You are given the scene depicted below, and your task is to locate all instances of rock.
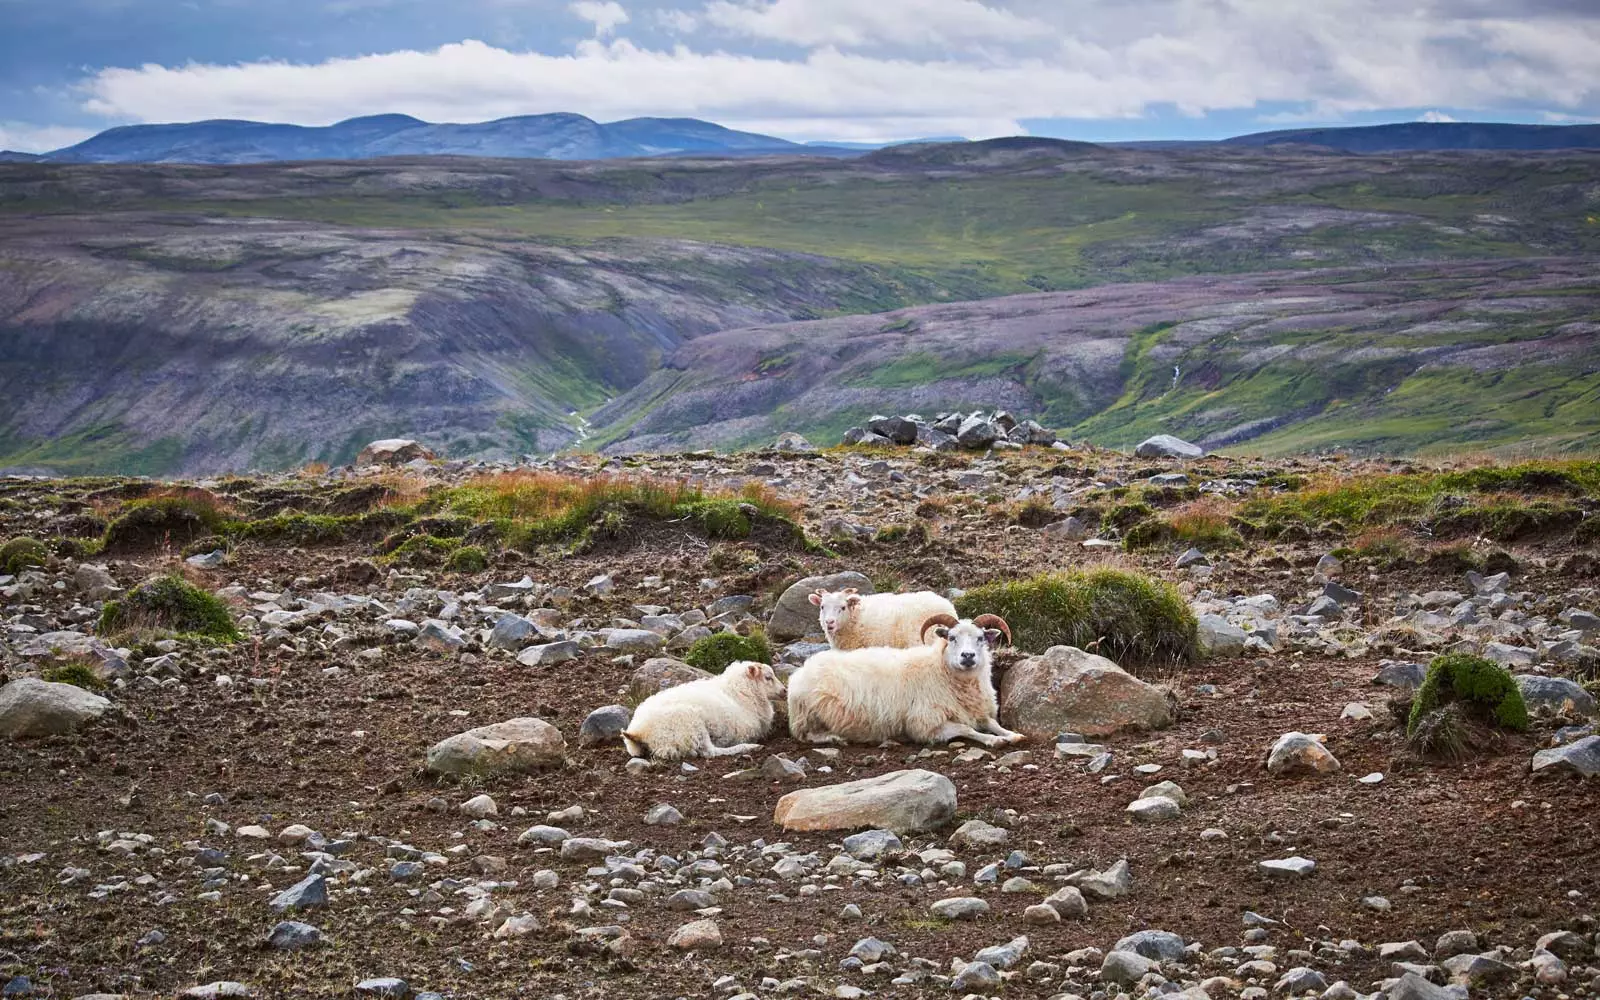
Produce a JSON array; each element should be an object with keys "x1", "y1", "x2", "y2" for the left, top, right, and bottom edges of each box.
[
  {"x1": 1134, "y1": 434, "x2": 1203, "y2": 459},
  {"x1": 842, "y1": 829, "x2": 902, "y2": 861},
  {"x1": 774, "y1": 432, "x2": 816, "y2": 453},
  {"x1": 1042, "y1": 885, "x2": 1088, "y2": 918},
  {"x1": 1432, "y1": 930, "x2": 1477, "y2": 959},
  {"x1": 868, "y1": 415, "x2": 919, "y2": 445},
  {"x1": 1067, "y1": 858, "x2": 1132, "y2": 899},
  {"x1": 352, "y1": 978, "x2": 411, "y2": 998},
  {"x1": 930, "y1": 896, "x2": 988, "y2": 920},
  {"x1": 1175, "y1": 547, "x2": 1210, "y2": 568},
  {"x1": 1535, "y1": 929, "x2": 1588, "y2": 960},
  {"x1": 774, "y1": 769, "x2": 956, "y2": 833},
  {"x1": 268, "y1": 874, "x2": 326, "y2": 912},
  {"x1": 1000, "y1": 645, "x2": 1173, "y2": 737},
  {"x1": 585, "y1": 573, "x2": 615, "y2": 595},
  {"x1": 1126, "y1": 796, "x2": 1181, "y2": 822},
  {"x1": 949, "y1": 818, "x2": 1009, "y2": 848},
  {"x1": 178, "y1": 983, "x2": 254, "y2": 999},
  {"x1": 1387, "y1": 972, "x2": 1455, "y2": 999},
  {"x1": 1258, "y1": 856, "x2": 1315, "y2": 877},
  {"x1": 1196, "y1": 614, "x2": 1248, "y2": 656},
  {"x1": 1531, "y1": 735, "x2": 1599, "y2": 777},
  {"x1": 1516, "y1": 675, "x2": 1597, "y2": 716},
  {"x1": 606, "y1": 629, "x2": 665, "y2": 655},
  {"x1": 561, "y1": 837, "x2": 628, "y2": 861},
  {"x1": 415, "y1": 620, "x2": 466, "y2": 653},
  {"x1": 1266, "y1": 732, "x2": 1340, "y2": 775},
  {"x1": 424, "y1": 717, "x2": 565, "y2": 776},
  {"x1": 73, "y1": 563, "x2": 121, "y2": 600},
  {"x1": 667, "y1": 918, "x2": 722, "y2": 950},
  {"x1": 1115, "y1": 930, "x2": 1185, "y2": 961},
  {"x1": 627, "y1": 658, "x2": 713, "y2": 704},
  {"x1": 769, "y1": 572, "x2": 874, "y2": 641},
  {"x1": 644, "y1": 803, "x2": 682, "y2": 825},
  {"x1": 355, "y1": 439, "x2": 434, "y2": 467},
  {"x1": 1023, "y1": 903, "x2": 1061, "y2": 924},
  {"x1": 955, "y1": 415, "x2": 999, "y2": 449},
  {"x1": 265, "y1": 920, "x2": 322, "y2": 950},
  {"x1": 516, "y1": 825, "x2": 570, "y2": 846},
  {"x1": 1276, "y1": 967, "x2": 1328, "y2": 993},
  {"x1": 1042, "y1": 516, "x2": 1089, "y2": 540},
  {"x1": 459, "y1": 794, "x2": 497, "y2": 818},
  {"x1": 1373, "y1": 661, "x2": 1427, "y2": 689},
  {"x1": 516, "y1": 640, "x2": 579, "y2": 667},
  {"x1": 579, "y1": 705, "x2": 631, "y2": 747},
  {"x1": 951, "y1": 962, "x2": 999, "y2": 990},
  {"x1": 1101, "y1": 950, "x2": 1162, "y2": 985},
  {"x1": 0, "y1": 678, "x2": 111, "y2": 738}
]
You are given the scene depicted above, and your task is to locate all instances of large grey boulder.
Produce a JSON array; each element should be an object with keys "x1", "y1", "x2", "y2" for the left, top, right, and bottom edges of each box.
[
  {"x1": 774, "y1": 769, "x2": 956, "y2": 833},
  {"x1": 354, "y1": 439, "x2": 434, "y2": 467},
  {"x1": 425, "y1": 717, "x2": 565, "y2": 776},
  {"x1": 1134, "y1": 434, "x2": 1203, "y2": 459},
  {"x1": 768, "y1": 572, "x2": 874, "y2": 641},
  {"x1": 0, "y1": 678, "x2": 112, "y2": 738},
  {"x1": 627, "y1": 658, "x2": 713, "y2": 704},
  {"x1": 867, "y1": 415, "x2": 919, "y2": 445},
  {"x1": 956, "y1": 415, "x2": 999, "y2": 449},
  {"x1": 1266, "y1": 732, "x2": 1341, "y2": 776},
  {"x1": 1531, "y1": 735, "x2": 1600, "y2": 777},
  {"x1": 1196, "y1": 614, "x2": 1247, "y2": 656},
  {"x1": 999, "y1": 646, "x2": 1173, "y2": 738},
  {"x1": 773, "y1": 432, "x2": 816, "y2": 453},
  {"x1": 1516, "y1": 675, "x2": 1596, "y2": 716}
]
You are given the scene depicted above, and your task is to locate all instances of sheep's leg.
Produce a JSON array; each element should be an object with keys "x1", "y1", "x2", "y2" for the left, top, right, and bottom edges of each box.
[
  {"x1": 925, "y1": 721, "x2": 1009, "y2": 748},
  {"x1": 978, "y1": 718, "x2": 1026, "y2": 744},
  {"x1": 704, "y1": 741, "x2": 763, "y2": 757},
  {"x1": 805, "y1": 732, "x2": 848, "y2": 746}
]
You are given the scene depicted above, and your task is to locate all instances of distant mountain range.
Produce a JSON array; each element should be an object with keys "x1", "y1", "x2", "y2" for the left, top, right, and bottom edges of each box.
[{"x1": 4, "y1": 116, "x2": 1600, "y2": 165}]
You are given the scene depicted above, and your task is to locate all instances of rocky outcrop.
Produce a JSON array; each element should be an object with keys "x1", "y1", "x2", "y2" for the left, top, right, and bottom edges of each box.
[{"x1": 773, "y1": 770, "x2": 957, "y2": 833}]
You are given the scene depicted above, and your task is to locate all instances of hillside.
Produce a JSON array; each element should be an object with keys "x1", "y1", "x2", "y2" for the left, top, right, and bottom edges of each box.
[
  {"x1": 40, "y1": 114, "x2": 805, "y2": 164},
  {"x1": 2, "y1": 141, "x2": 1599, "y2": 473},
  {"x1": 1223, "y1": 121, "x2": 1600, "y2": 153}
]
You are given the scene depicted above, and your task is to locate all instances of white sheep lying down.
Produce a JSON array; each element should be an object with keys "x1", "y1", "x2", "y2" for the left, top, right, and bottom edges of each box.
[
  {"x1": 787, "y1": 614, "x2": 1024, "y2": 748},
  {"x1": 622, "y1": 661, "x2": 785, "y2": 761},
  {"x1": 809, "y1": 587, "x2": 958, "y2": 649}
]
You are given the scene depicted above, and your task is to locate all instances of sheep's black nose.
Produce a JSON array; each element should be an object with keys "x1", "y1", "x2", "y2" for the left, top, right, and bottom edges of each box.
[{"x1": 960, "y1": 652, "x2": 976, "y2": 666}]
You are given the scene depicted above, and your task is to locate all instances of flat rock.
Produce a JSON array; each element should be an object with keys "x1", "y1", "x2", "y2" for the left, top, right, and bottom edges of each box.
[
  {"x1": 768, "y1": 571, "x2": 874, "y2": 641},
  {"x1": 1516, "y1": 675, "x2": 1597, "y2": 716},
  {"x1": 999, "y1": 645, "x2": 1172, "y2": 738},
  {"x1": 1067, "y1": 858, "x2": 1132, "y2": 899},
  {"x1": 425, "y1": 717, "x2": 565, "y2": 776},
  {"x1": 1114, "y1": 929, "x2": 1186, "y2": 961},
  {"x1": 666, "y1": 918, "x2": 722, "y2": 950},
  {"x1": 1134, "y1": 434, "x2": 1203, "y2": 459},
  {"x1": 1531, "y1": 735, "x2": 1600, "y2": 777},
  {"x1": 774, "y1": 769, "x2": 956, "y2": 834},
  {"x1": 517, "y1": 640, "x2": 578, "y2": 667},
  {"x1": 606, "y1": 629, "x2": 665, "y2": 654},
  {"x1": 1258, "y1": 856, "x2": 1316, "y2": 877},
  {"x1": 1196, "y1": 614, "x2": 1248, "y2": 656},
  {"x1": 178, "y1": 984, "x2": 254, "y2": 999},
  {"x1": 930, "y1": 896, "x2": 988, "y2": 920},
  {"x1": 355, "y1": 439, "x2": 433, "y2": 467},
  {"x1": 0, "y1": 678, "x2": 111, "y2": 738},
  {"x1": 268, "y1": 874, "x2": 326, "y2": 912},
  {"x1": 265, "y1": 921, "x2": 322, "y2": 950},
  {"x1": 1101, "y1": 949, "x2": 1162, "y2": 985},
  {"x1": 627, "y1": 658, "x2": 713, "y2": 704}
]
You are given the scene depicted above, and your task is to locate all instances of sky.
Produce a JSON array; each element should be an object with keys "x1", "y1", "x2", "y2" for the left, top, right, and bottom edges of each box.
[{"x1": 2, "y1": 0, "x2": 1599, "y2": 152}]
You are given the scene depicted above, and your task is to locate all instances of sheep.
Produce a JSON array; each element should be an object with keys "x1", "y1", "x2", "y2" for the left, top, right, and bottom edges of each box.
[
  {"x1": 808, "y1": 587, "x2": 958, "y2": 649},
  {"x1": 786, "y1": 613, "x2": 1024, "y2": 748},
  {"x1": 621, "y1": 661, "x2": 786, "y2": 761}
]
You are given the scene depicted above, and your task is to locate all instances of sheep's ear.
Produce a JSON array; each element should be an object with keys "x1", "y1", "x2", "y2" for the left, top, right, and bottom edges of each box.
[
  {"x1": 934, "y1": 626, "x2": 950, "y2": 639},
  {"x1": 846, "y1": 595, "x2": 861, "y2": 608},
  {"x1": 983, "y1": 628, "x2": 1004, "y2": 646},
  {"x1": 745, "y1": 662, "x2": 762, "y2": 679},
  {"x1": 842, "y1": 587, "x2": 858, "y2": 595},
  {"x1": 808, "y1": 592, "x2": 823, "y2": 606}
]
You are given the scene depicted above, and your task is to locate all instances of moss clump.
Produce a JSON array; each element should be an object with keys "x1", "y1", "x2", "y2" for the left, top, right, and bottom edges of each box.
[
  {"x1": 103, "y1": 492, "x2": 230, "y2": 553},
  {"x1": 100, "y1": 574, "x2": 241, "y2": 643},
  {"x1": 42, "y1": 660, "x2": 105, "y2": 692},
  {"x1": 1407, "y1": 653, "x2": 1529, "y2": 736},
  {"x1": 447, "y1": 545, "x2": 488, "y2": 573},
  {"x1": 954, "y1": 568, "x2": 1198, "y2": 667},
  {"x1": 383, "y1": 534, "x2": 459, "y2": 566},
  {"x1": 684, "y1": 628, "x2": 773, "y2": 675},
  {"x1": 0, "y1": 536, "x2": 49, "y2": 575}
]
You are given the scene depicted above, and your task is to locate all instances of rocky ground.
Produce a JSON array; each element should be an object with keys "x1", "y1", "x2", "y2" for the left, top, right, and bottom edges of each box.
[{"x1": 1, "y1": 443, "x2": 1597, "y2": 1000}]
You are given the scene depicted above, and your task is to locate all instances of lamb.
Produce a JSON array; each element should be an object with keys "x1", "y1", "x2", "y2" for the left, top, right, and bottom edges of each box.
[
  {"x1": 808, "y1": 587, "x2": 958, "y2": 649},
  {"x1": 621, "y1": 661, "x2": 786, "y2": 761},
  {"x1": 786, "y1": 614, "x2": 1024, "y2": 748}
]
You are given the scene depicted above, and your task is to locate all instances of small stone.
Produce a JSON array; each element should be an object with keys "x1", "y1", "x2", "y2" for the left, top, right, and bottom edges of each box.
[
  {"x1": 930, "y1": 896, "x2": 989, "y2": 920},
  {"x1": 459, "y1": 794, "x2": 497, "y2": 818},
  {"x1": 1257, "y1": 856, "x2": 1315, "y2": 878},
  {"x1": 1042, "y1": 886, "x2": 1088, "y2": 918},
  {"x1": 265, "y1": 921, "x2": 322, "y2": 950},
  {"x1": 579, "y1": 705, "x2": 631, "y2": 747},
  {"x1": 644, "y1": 803, "x2": 683, "y2": 826},
  {"x1": 1266, "y1": 732, "x2": 1340, "y2": 776},
  {"x1": 667, "y1": 919, "x2": 722, "y2": 950},
  {"x1": 268, "y1": 874, "x2": 326, "y2": 912},
  {"x1": 1100, "y1": 950, "x2": 1161, "y2": 985}
]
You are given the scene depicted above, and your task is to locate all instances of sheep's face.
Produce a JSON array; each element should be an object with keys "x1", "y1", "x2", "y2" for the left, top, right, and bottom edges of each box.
[
  {"x1": 733, "y1": 661, "x2": 786, "y2": 700},
  {"x1": 807, "y1": 588, "x2": 860, "y2": 639},
  {"x1": 931, "y1": 620, "x2": 994, "y2": 675}
]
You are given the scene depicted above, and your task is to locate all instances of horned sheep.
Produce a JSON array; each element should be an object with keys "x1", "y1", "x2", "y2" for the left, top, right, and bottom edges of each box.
[
  {"x1": 809, "y1": 587, "x2": 958, "y2": 649},
  {"x1": 622, "y1": 661, "x2": 786, "y2": 761},
  {"x1": 786, "y1": 614, "x2": 1024, "y2": 748}
]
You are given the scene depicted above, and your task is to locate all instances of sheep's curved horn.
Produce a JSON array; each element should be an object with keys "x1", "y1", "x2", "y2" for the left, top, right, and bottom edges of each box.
[
  {"x1": 920, "y1": 613, "x2": 959, "y2": 643},
  {"x1": 973, "y1": 614, "x2": 1012, "y2": 647}
]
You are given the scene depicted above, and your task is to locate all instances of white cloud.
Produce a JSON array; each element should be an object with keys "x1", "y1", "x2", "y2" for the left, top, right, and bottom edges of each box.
[
  {"x1": 0, "y1": 121, "x2": 95, "y2": 152},
  {"x1": 570, "y1": 0, "x2": 628, "y2": 37},
  {"x1": 1417, "y1": 109, "x2": 1458, "y2": 122},
  {"x1": 66, "y1": 0, "x2": 1600, "y2": 143}
]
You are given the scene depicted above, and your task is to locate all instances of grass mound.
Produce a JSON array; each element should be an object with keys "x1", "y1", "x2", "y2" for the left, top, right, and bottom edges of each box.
[
  {"x1": 429, "y1": 472, "x2": 805, "y2": 552},
  {"x1": 954, "y1": 568, "x2": 1197, "y2": 666},
  {"x1": 1407, "y1": 652, "x2": 1529, "y2": 737},
  {"x1": 103, "y1": 489, "x2": 231, "y2": 553},
  {"x1": 42, "y1": 661, "x2": 106, "y2": 692},
  {"x1": 100, "y1": 574, "x2": 241, "y2": 643},
  {"x1": 1, "y1": 536, "x2": 48, "y2": 575},
  {"x1": 684, "y1": 628, "x2": 774, "y2": 674},
  {"x1": 447, "y1": 545, "x2": 488, "y2": 573}
]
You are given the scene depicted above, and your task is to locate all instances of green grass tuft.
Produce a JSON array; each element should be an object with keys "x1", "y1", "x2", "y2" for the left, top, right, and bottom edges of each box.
[
  {"x1": 42, "y1": 660, "x2": 106, "y2": 692},
  {"x1": 954, "y1": 568, "x2": 1198, "y2": 666},
  {"x1": 447, "y1": 545, "x2": 489, "y2": 573},
  {"x1": 103, "y1": 490, "x2": 231, "y2": 553},
  {"x1": 1407, "y1": 652, "x2": 1530, "y2": 736},
  {"x1": 1, "y1": 536, "x2": 49, "y2": 575},
  {"x1": 100, "y1": 574, "x2": 241, "y2": 643},
  {"x1": 683, "y1": 628, "x2": 774, "y2": 675}
]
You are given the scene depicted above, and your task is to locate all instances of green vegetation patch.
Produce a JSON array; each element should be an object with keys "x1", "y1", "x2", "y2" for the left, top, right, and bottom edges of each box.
[
  {"x1": 953, "y1": 568, "x2": 1198, "y2": 667},
  {"x1": 100, "y1": 574, "x2": 241, "y2": 643},
  {"x1": 103, "y1": 490, "x2": 232, "y2": 553},
  {"x1": 41, "y1": 660, "x2": 106, "y2": 692},
  {"x1": 684, "y1": 628, "x2": 774, "y2": 675},
  {"x1": 447, "y1": 545, "x2": 489, "y2": 573},
  {"x1": 1407, "y1": 652, "x2": 1530, "y2": 736},
  {"x1": 0, "y1": 536, "x2": 48, "y2": 575}
]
